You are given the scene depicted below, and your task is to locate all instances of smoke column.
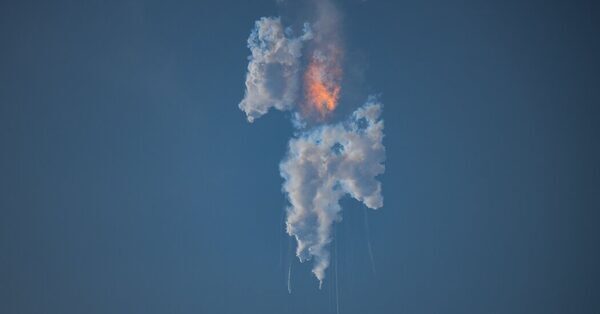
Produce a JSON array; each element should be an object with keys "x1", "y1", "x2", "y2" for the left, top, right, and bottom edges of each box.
[{"x1": 239, "y1": 0, "x2": 386, "y2": 287}]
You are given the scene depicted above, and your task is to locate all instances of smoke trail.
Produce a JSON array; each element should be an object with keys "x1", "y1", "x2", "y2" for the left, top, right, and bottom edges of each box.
[
  {"x1": 287, "y1": 236, "x2": 293, "y2": 294},
  {"x1": 364, "y1": 208, "x2": 376, "y2": 275},
  {"x1": 328, "y1": 260, "x2": 333, "y2": 311},
  {"x1": 239, "y1": 1, "x2": 386, "y2": 288},
  {"x1": 287, "y1": 260, "x2": 293, "y2": 294},
  {"x1": 335, "y1": 225, "x2": 340, "y2": 314},
  {"x1": 279, "y1": 209, "x2": 285, "y2": 270}
]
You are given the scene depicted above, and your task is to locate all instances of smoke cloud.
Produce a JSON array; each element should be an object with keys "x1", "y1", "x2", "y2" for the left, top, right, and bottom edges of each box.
[
  {"x1": 280, "y1": 100, "x2": 385, "y2": 284},
  {"x1": 239, "y1": 17, "x2": 312, "y2": 122},
  {"x1": 239, "y1": 1, "x2": 386, "y2": 287}
]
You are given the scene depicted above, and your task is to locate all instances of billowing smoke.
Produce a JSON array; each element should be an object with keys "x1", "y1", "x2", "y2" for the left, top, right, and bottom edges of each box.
[
  {"x1": 239, "y1": 1, "x2": 386, "y2": 287},
  {"x1": 239, "y1": 17, "x2": 312, "y2": 122},
  {"x1": 281, "y1": 100, "x2": 385, "y2": 284}
]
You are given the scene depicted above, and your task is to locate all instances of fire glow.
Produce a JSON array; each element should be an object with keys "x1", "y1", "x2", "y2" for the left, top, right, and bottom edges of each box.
[{"x1": 304, "y1": 54, "x2": 342, "y2": 118}]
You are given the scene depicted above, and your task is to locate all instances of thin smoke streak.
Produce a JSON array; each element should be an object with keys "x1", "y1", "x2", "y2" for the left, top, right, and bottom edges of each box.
[
  {"x1": 279, "y1": 209, "x2": 285, "y2": 270},
  {"x1": 364, "y1": 208, "x2": 376, "y2": 275},
  {"x1": 335, "y1": 224, "x2": 340, "y2": 314},
  {"x1": 328, "y1": 262, "x2": 333, "y2": 312},
  {"x1": 287, "y1": 262, "x2": 293, "y2": 294}
]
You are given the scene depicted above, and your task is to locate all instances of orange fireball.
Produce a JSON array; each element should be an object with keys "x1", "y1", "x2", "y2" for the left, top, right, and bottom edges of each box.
[{"x1": 303, "y1": 50, "x2": 342, "y2": 119}]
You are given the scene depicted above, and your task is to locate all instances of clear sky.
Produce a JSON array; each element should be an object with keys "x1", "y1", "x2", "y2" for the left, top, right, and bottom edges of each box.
[{"x1": 1, "y1": 0, "x2": 599, "y2": 313}]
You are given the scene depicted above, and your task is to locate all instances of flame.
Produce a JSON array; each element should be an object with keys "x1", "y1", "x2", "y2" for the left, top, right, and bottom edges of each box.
[{"x1": 303, "y1": 51, "x2": 342, "y2": 118}]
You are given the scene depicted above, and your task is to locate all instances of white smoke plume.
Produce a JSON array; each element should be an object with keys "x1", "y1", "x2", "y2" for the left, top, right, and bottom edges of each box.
[
  {"x1": 239, "y1": 17, "x2": 312, "y2": 122},
  {"x1": 280, "y1": 99, "x2": 385, "y2": 284}
]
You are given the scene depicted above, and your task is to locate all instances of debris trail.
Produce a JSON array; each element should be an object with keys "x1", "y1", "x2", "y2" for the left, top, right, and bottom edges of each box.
[{"x1": 364, "y1": 208, "x2": 376, "y2": 275}]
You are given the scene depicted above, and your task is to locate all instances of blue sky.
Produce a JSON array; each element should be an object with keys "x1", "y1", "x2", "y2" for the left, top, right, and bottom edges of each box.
[{"x1": 1, "y1": 0, "x2": 599, "y2": 313}]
